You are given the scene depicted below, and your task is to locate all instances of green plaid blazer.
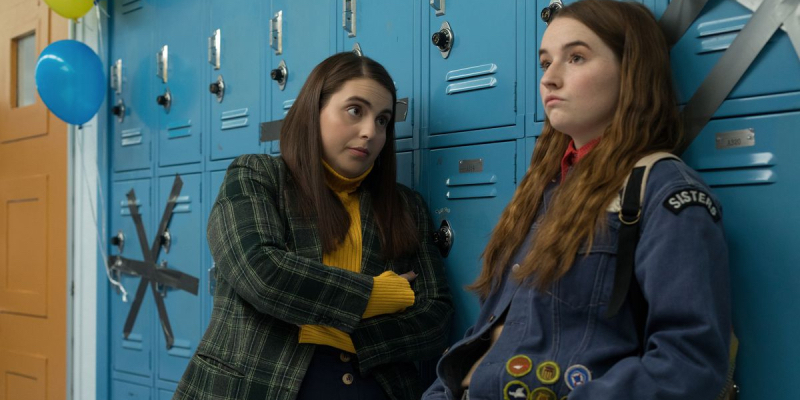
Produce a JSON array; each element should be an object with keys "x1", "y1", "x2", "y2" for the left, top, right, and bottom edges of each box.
[{"x1": 173, "y1": 154, "x2": 454, "y2": 400}]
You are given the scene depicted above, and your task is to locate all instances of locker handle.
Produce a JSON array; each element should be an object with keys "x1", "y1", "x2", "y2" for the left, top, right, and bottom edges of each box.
[
  {"x1": 343, "y1": 0, "x2": 356, "y2": 37},
  {"x1": 430, "y1": 0, "x2": 445, "y2": 16},
  {"x1": 270, "y1": 11, "x2": 283, "y2": 55},
  {"x1": 110, "y1": 59, "x2": 122, "y2": 94}
]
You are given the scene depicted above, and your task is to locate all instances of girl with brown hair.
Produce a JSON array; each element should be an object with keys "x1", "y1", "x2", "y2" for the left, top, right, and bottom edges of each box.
[
  {"x1": 423, "y1": 1, "x2": 731, "y2": 399},
  {"x1": 174, "y1": 52, "x2": 453, "y2": 400}
]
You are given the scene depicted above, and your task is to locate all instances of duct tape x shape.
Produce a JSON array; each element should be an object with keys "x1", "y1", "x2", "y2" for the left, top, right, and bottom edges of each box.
[
  {"x1": 110, "y1": 174, "x2": 199, "y2": 349},
  {"x1": 660, "y1": 0, "x2": 800, "y2": 154}
]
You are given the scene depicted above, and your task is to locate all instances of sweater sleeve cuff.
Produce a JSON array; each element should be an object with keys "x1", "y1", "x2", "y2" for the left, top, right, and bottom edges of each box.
[{"x1": 363, "y1": 271, "x2": 415, "y2": 319}]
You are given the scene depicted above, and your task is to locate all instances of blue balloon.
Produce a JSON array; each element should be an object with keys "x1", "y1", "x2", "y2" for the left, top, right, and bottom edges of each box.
[{"x1": 35, "y1": 40, "x2": 105, "y2": 125}]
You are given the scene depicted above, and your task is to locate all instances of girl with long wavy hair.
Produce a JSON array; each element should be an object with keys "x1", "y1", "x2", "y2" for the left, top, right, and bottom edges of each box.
[{"x1": 423, "y1": 1, "x2": 731, "y2": 399}]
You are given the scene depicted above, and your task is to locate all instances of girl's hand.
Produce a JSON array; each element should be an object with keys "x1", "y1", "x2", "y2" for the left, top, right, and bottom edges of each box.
[{"x1": 398, "y1": 271, "x2": 418, "y2": 282}]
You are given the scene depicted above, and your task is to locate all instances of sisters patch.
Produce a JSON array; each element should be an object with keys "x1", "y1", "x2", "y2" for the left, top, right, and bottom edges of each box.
[{"x1": 663, "y1": 189, "x2": 720, "y2": 221}]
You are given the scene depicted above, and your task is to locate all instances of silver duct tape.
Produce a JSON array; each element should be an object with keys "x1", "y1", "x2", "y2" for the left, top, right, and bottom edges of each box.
[{"x1": 737, "y1": 0, "x2": 800, "y2": 59}]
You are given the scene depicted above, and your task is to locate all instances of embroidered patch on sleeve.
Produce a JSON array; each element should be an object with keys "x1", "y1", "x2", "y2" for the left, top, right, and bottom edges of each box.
[{"x1": 663, "y1": 189, "x2": 721, "y2": 221}]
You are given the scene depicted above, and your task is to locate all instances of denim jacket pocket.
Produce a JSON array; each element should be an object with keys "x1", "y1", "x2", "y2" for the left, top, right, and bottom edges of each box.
[{"x1": 550, "y1": 213, "x2": 620, "y2": 310}]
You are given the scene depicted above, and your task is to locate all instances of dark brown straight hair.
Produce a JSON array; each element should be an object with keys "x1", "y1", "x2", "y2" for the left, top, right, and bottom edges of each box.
[
  {"x1": 280, "y1": 52, "x2": 418, "y2": 259},
  {"x1": 470, "y1": 0, "x2": 685, "y2": 297}
]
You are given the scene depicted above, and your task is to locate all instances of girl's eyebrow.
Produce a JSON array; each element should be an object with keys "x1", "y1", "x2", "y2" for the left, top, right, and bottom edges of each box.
[
  {"x1": 539, "y1": 40, "x2": 592, "y2": 57},
  {"x1": 345, "y1": 96, "x2": 392, "y2": 115}
]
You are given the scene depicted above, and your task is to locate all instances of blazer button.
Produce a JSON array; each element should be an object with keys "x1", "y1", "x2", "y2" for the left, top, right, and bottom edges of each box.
[
  {"x1": 442, "y1": 346, "x2": 450, "y2": 355},
  {"x1": 512, "y1": 263, "x2": 520, "y2": 272},
  {"x1": 340, "y1": 352, "x2": 352, "y2": 363},
  {"x1": 342, "y1": 373, "x2": 354, "y2": 385},
  {"x1": 488, "y1": 314, "x2": 495, "y2": 323}
]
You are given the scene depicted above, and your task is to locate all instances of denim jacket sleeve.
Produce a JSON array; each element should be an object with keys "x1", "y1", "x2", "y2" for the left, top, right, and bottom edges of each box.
[{"x1": 571, "y1": 160, "x2": 732, "y2": 399}]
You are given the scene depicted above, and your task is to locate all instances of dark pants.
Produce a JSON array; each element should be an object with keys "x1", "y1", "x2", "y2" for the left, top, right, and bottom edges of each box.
[{"x1": 296, "y1": 346, "x2": 390, "y2": 400}]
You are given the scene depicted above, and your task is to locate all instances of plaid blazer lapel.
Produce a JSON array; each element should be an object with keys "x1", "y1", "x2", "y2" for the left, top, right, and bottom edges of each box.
[
  {"x1": 282, "y1": 181, "x2": 324, "y2": 263},
  {"x1": 359, "y1": 189, "x2": 386, "y2": 277}
]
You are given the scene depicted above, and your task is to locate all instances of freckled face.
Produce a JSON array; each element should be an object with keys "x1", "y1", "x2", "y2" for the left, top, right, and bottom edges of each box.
[
  {"x1": 319, "y1": 78, "x2": 393, "y2": 178},
  {"x1": 539, "y1": 17, "x2": 621, "y2": 147}
]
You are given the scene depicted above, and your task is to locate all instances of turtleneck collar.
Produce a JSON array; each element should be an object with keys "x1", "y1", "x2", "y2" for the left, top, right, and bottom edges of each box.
[{"x1": 322, "y1": 159, "x2": 373, "y2": 194}]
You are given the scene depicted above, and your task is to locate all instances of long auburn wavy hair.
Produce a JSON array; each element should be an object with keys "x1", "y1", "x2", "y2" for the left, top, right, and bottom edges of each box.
[
  {"x1": 470, "y1": 0, "x2": 685, "y2": 298},
  {"x1": 280, "y1": 52, "x2": 418, "y2": 259}
]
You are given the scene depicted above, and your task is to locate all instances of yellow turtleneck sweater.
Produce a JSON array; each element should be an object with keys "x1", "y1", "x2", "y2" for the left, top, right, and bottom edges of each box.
[{"x1": 297, "y1": 161, "x2": 415, "y2": 353}]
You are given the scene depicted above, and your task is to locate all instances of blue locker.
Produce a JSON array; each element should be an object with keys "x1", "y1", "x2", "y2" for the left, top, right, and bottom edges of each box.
[
  {"x1": 426, "y1": 141, "x2": 519, "y2": 339},
  {"x1": 111, "y1": 0, "x2": 153, "y2": 172},
  {"x1": 112, "y1": 380, "x2": 151, "y2": 400},
  {"x1": 110, "y1": 179, "x2": 154, "y2": 378},
  {"x1": 339, "y1": 0, "x2": 417, "y2": 140},
  {"x1": 156, "y1": 174, "x2": 204, "y2": 383},
  {"x1": 396, "y1": 151, "x2": 414, "y2": 189},
  {"x1": 682, "y1": 111, "x2": 800, "y2": 400},
  {"x1": 671, "y1": 0, "x2": 800, "y2": 111},
  {"x1": 266, "y1": 0, "x2": 336, "y2": 151},
  {"x1": 158, "y1": 388, "x2": 175, "y2": 400},
  {"x1": 156, "y1": 0, "x2": 205, "y2": 167},
  {"x1": 209, "y1": 0, "x2": 266, "y2": 161},
  {"x1": 426, "y1": 0, "x2": 519, "y2": 135}
]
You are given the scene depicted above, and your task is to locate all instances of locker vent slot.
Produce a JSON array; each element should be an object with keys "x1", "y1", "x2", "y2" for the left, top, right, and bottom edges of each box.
[
  {"x1": 446, "y1": 187, "x2": 497, "y2": 199},
  {"x1": 121, "y1": 333, "x2": 144, "y2": 350},
  {"x1": 695, "y1": 15, "x2": 748, "y2": 54},
  {"x1": 167, "y1": 339, "x2": 193, "y2": 358},
  {"x1": 121, "y1": 129, "x2": 142, "y2": 147},
  {"x1": 167, "y1": 121, "x2": 192, "y2": 139},
  {"x1": 283, "y1": 99, "x2": 295, "y2": 111},
  {"x1": 692, "y1": 152, "x2": 774, "y2": 171},
  {"x1": 120, "y1": 199, "x2": 143, "y2": 216},
  {"x1": 446, "y1": 64, "x2": 498, "y2": 81},
  {"x1": 172, "y1": 195, "x2": 192, "y2": 213},
  {"x1": 221, "y1": 108, "x2": 250, "y2": 130},
  {"x1": 121, "y1": 0, "x2": 143, "y2": 14},
  {"x1": 445, "y1": 172, "x2": 498, "y2": 199},
  {"x1": 445, "y1": 64, "x2": 498, "y2": 95},
  {"x1": 701, "y1": 168, "x2": 775, "y2": 187}
]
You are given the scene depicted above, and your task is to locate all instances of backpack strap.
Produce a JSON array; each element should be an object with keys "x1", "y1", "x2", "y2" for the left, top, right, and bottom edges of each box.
[{"x1": 605, "y1": 152, "x2": 680, "y2": 329}]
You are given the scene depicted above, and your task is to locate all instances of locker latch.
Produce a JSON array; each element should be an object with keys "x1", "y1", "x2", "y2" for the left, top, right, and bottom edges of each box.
[
  {"x1": 432, "y1": 21, "x2": 454, "y2": 59},
  {"x1": 343, "y1": 0, "x2": 356, "y2": 37},
  {"x1": 160, "y1": 228, "x2": 171, "y2": 254},
  {"x1": 270, "y1": 11, "x2": 283, "y2": 55},
  {"x1": 541, "y1": 0, "x2": 563, "y2": 25},
  {"x1": 208, "y1": 29, "x2": 222, "y2": 69},
  {"x1": 352, "y1": 42, "x2": 363, "y2": 57},
  {"x1": 271, "y1": 60, "x2": 288, "y2": 91},
  {"x1": 396, "y1": 98, "x2": 409, "y2": 122},
  {"x1": 432, "y1": 219, "x2": 454, "y2": 258},
  {"x1": 110, "y1": 59, "x2": 122, "y2": 94},
  {"x1": 156, "y1": 45, "x2": 168, "y2": 83},
  {"x1": 156, "y1": 88, "x2": 172, "y2": 113},
  {"x1": 209, "y1": 74, "x2": 225, "y2": 103},
  {"x1": 209, "y1": 29, "x2": 221, "y2": 70},
  {"x1": 430, "y1": 0, "x2": 445, "y2": 16},
  {"x1": 112, "y1": 98, "x2": 126, "y2": 123}
]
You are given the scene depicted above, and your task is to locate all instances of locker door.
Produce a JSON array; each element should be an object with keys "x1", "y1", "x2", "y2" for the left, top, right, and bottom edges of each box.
[
  {"x1": 427, "y1": 0, "x2": 517, "y2": 135},
  {"x1": 156, "y1": 174, "x2": 204, "y2": 383},
  {"x1": 267, "y1": 0, "x2": 335, "y2": 150},
  {"x1": 682, "y1": 112, "x2": 800, "y2": 400},
  {"x1": 340, "y1": 0, "x2": 416, "y2": 140},
  {"x1": 156, "y1": 0, "x2": 204, "y2": 167},
  {"x1": 209, "y1": 0, "x2": 265, "y2": 160},
  {"x1": 111, "y1": 0, "x2": 153, "y2": 172},
  {"x1": 426, "y1": 141, "x2": 518, "y2": 338},
  {"x1": 110, "y1": 179, "x2": 153, "y2": 378},
  {"x1": 533, "y1": 0, "x2": 663, "y2": 121},
  {"x1": 670, "y1": 0, "x2": 800, "y2": 108},
  {"x1": 396, "y1": 151, "x2": 414, "y2": 189}
]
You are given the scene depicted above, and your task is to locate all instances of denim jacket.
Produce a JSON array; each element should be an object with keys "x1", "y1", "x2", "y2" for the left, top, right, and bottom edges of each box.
[{"x1": 423, "y1": 159, "x2": 731, "y2": 400}]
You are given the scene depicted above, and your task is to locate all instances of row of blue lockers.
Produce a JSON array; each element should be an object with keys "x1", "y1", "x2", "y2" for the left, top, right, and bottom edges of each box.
[{"x1": 101, "y1": 0, "x2": 800, "y2": 399}]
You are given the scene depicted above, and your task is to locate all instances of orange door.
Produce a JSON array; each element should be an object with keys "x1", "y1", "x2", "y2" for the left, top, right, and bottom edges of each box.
[{"x1": 0, "y1": 0, "x2": 68, "y2": 399}]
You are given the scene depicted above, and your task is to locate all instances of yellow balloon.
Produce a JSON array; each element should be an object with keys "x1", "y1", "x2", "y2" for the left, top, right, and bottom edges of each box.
[{"x1": 44, "y1": 0, "x2": 93, "y2": 20}]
